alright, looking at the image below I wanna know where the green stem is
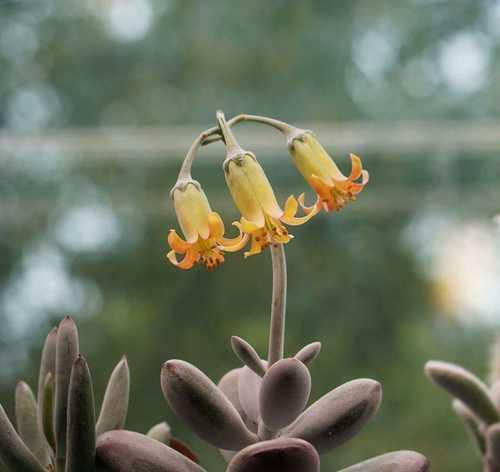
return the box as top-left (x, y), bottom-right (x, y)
top-left (176, 130), bottom-right (213, 181)
top-left (268, 244), bottom-right (287, 367)
top-left (258, 244), bottom-right (288, 441)
top-left (216, 111), bottom-right (246, 160)
top-left (203, 114), bottom-right (304, 146)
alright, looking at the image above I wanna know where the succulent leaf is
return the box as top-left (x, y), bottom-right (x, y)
top-left (161, 360), bottom-right (257, 450)
top-left (54, 316), bottom-right (80, 466)
top-left (230, 337), bottom-right (265, 377)
top-left (281, 378), bottom-right (382, 454)
top-left (218, 369), bottom-right (247, 421)
top-left (486, 423), bottom-right (500, 469)
top-left (226, 438), bottom-right (320, 472)
top-left (452, 399), bottom-right (485, 455)
top-left (425, 360), bottom-right (499, 425)
top-left (95, 430), bottom-right (206, 472)
top-left (147, 422), bottom-right (172, 444)
top-left (491, 381), bottom-right (500, 410)
top-left (238, 366), bottom-right (262, 429)
top-left (66, 355), bottom-right (96, 472)
top-left (41, 374), bottom-right (55, 452)
top-left (0, 404), bottom-right (46, 472)
top-left (294, 342), bottom-right (322, 366)
top-left (337, 451), bottom-right (429, 471)
top-left (15, 382), bottom-right (51, 468)
top-left (37, 327), bottom-right (57, 431)
top-left (259, 358), bottom-right (311, 430)
top-left (96, 356), bottom-right (130, 436)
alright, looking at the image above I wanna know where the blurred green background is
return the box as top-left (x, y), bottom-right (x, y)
top-left (1, 0), bottom-right (500, 470)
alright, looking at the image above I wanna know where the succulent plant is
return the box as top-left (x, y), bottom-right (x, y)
top-left (425, 341), bottom-right (500, 472)
top-left (0, 316), bottom-right (128, 471)
top-left (160, 111), bottom-right (430, 471)
top-left (0, 111), bottom-right (430, 471)
top-left (0, 317), bottom-right (200, 472)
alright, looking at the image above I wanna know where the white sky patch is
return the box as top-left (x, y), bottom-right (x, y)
top-left (106, 0), bottom-right (153, 42)
top-left (486, 0), bottom-right (500, 39)
top-left (6, 83), bottom-right (61, 131)
top-left (438, 31), bottom-right (491, 95)
top-left (0, 244), bottom-right (103, 375)
top-left (401, 55), bottom-right (439, 98)
top-left (2, 246), bottom-right (82, 335)
top-left (405, 212), bottom-right (500, 325)
top-left (54, 204), bottom-right (121, 253)
top-left (352, 22), bottom-right (400, 81)
top-left (0, 21), bottom-right (39, 65)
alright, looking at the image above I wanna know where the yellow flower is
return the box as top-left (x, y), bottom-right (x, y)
top-left (224, 153), bottom-right (317, 258)
top-left (167, 180), bottom-right (247, 270)
top-left (289, 131), bottom-right (369, 212)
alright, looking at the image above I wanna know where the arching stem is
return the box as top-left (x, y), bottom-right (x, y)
top-left (202, 114), bottom-right (303, 146)
top-left (175, 114), bottom-right (244, 182)
top-left (176, 130), bottom-right (213, 181)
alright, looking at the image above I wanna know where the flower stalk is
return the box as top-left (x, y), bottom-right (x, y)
top-left (268, 244), bottom-right (287, 368)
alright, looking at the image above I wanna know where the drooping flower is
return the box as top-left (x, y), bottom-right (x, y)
top-left (224, 152), bottom-right (317, 258)
top-left (167, 180), bottom-right (247, 270)
top-left (288, 131), bottom-right (369, 212)
top-left (215, 111), bottom-right (317, 258)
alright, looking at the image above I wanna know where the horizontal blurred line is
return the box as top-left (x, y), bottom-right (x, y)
top-left (1, 121), bottom-right (500, 160)
top-left (2, 187), bottom-right (499, 222)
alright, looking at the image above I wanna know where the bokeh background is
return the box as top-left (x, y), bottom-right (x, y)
top-left (1, 0), bottom-right (500, 470)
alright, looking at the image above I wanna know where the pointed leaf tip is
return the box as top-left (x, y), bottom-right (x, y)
top-left (96, 356), bottom-right (130, 436)
top-left (230, 337), bottom-right (265, 377)
top-left (37, 326), bottom-right (58, 432)
top-left (66, 354), bottom-right (96, 472)
top-left (54, 315), bottom-right (80, 464)
top-left (294, 342), bottom-right (322, 365)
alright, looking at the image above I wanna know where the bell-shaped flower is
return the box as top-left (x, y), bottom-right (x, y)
top-left (224, 153), bottom-right (317, 258)
top-left (289, 131), bottom-right (369, 212)
top-left (167, 180), bottom-right (247, 270)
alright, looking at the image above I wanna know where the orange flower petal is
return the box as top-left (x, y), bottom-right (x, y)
top-left (348, 153), bottom-right (363, 181)
top-left (244, 236), bottom-right (264, 258)
top-left (167, 230), bottom-right (192, 252)
top-left (309, 175), bottom-right (333, 201)
top-left (297, 192), bottom-right (319, 214)
top-left (166, 248), bottom-right (198, 270)
top-left (281, 195), bottom-right (319, 226)
top-left (219, 224), bottom-right (250, 253)
top-left (208, 212), bottom-right (225, 239)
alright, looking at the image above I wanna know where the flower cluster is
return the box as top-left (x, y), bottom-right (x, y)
top-left (166, 112), bottom-right (369, 270)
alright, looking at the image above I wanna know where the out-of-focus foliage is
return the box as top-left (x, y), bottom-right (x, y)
top-left (1, 1), bottom-right (500, 471)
